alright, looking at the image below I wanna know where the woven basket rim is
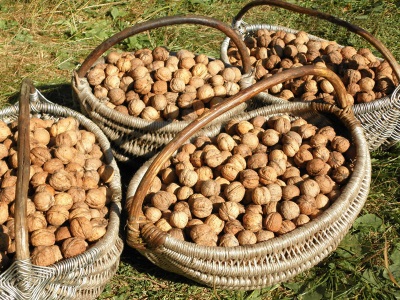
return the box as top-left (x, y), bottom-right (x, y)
top-left (0, 100), bottom-right (122, 278)
top-left (126, 101), bottom-right (370, 257)
top-left (72, 51), bottom-right (253, 133)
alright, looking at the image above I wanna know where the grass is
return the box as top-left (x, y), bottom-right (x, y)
top-left (0, 0), bottom-right (399, 299)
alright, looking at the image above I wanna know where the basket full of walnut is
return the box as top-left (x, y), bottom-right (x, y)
top-left (124, 65), bottom-right (371, 290)
top-left (220, 0), bottom-right (400, 151)
top-left (72, 15), bottom-right (254, 162)
top-left (0, 79), bottom-right (123, 300)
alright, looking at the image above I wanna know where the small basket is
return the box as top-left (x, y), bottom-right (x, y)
top-left (124, 65), bottom-right (371, 290)
top-left (0, 79), bottom-right (123, 300)
top-left (220, 0), bottom-right (400, 151)
top-left (73, 15), bottom-right (253, 162)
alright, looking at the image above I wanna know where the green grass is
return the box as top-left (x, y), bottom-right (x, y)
top-left (0, 0), bottom-right (400, 299)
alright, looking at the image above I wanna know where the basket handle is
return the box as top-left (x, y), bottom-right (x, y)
top-left (126, 64), bottom-right (348, 249)
top-left (15, 78), bottom-right (33, 261)
top-left (77, 15), bottom-right (252, 77)
top-left (232, 0), bottom-right (400, 82)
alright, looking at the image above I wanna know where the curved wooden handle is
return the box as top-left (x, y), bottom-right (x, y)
top-left (77, 15), bottom-right (252, 77)
top-left (127, 65), bottom-right (347, 249)
top-left (14, 78), bottom-right (33, 261)
top-left (233, 0), bottom-right (400, 82)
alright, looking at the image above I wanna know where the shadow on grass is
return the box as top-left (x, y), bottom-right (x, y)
top-left (6, 82), bottom-right (79, 111)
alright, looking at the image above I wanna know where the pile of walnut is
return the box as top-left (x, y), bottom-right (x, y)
top-left (143, 115), bottom-right (355, 247)
top-left (226, 29), bottom-right (397, 104)
top-left (86, 48), bottom-right (242, 121)
top-left (0, 117), bottom-right (114, 269)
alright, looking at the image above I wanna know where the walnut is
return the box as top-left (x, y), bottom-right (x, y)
top-left (33, 191), bottom-right (55, 212)
top-left (297, 124), bottom-right (317, 139)
top-left (173, 202), bottom-right (192, 220)
top-left (178, 169), bottom-right (198, 187)
top-left (240, 169), bottom-right (259, 189)
top-left (331, 136), bottom-right (350, 153)
top-left (281, 166), bottom-right (301, 181)
top-left (267, 183), bottom-right (283, 202)
top-left (144, 207), bottom-right (162, 223)
top-left (237, 230), bottom-right (257, 245)
top-left (293, 148), bottom-right (313, 168)
top-left (151, 191), bottom-right (176, 211)
top-left (189, 197), bottom-right (213, 218)
top-left (31, 245), bottom-right (63, 266)
top-left (200, 180), bottom-right (220, 197)
top-left (306, 158), bottom-right (330, 176)
top-left (242, 211), bottom-right (262, 232)
top-left (312, 146), bottom-right (330, 162)
top-left (220, 163), bottom-right (240, 182)
top-left (277, 220), bottom-right (296, 235)
top-left (233, 144), bottom-right (252, 158)
top-left (327, 151), bottom-right (345, 168)
top-left (216, 133), bottom-right (236, 152)
top-left (241, 132), bottom-right (259, 150)
top-left (236, 121), bottom-right (254, 135)
top-left (258, 166), bottom-right (278, 185)
top-left (218, 201), bottom-right (240, 221)
top-left (282, 185), bottom-right (300, 201)
top-left (263, 212), bottom-right (283, 232)
top-left (54, 226), bottom-right (72, 243)
top-left (294, 214), bottom-right (310, 226)
top-left (169, 211), bottom-right (189, 229)
top-left (218, 233), bottom-right (239, 247)
top-left (279, 201), bottom-right (300, 220)
top-left (27, 212), bottom-right (47, 232)
top-left (46, 205), bottom-right (69, 226)
top-left (204, 149), bottom-right (224, 168)
top-left (85, 188), bottom-right (107, 209)
top-left (251, 186), bottom-right (271, 205)
top-left (70, 217), bottom-right (93, 239)
top-left (176, 186), bottom-right (194, 201)
top-left (61, 237), bottom-right (88, 258)
top-left (299, 179), bottom-right (320, 197)
top-left (30, 146), bottom-right (52, 166)
top-left (67, 187), bottom-right (86, 204)
top-left (224, 181), bottom-right (245, 202)
top-left (314, 175), bottom-right (335, 194)
top-left (190, 224), bottom-right (218, 246)
top-left (247, 153), bottom-right (268, 169)
top-left (88, 217), bottom-right (108, 242)
top-left (30, 229), bottom-right (56, 247)
top-left (282, 142), bottom-right (300, 157)
top-left (255, 230), bottom-right (275, 242)
top-left (204, 214), bottom-right (225, 235)
top-left (155, 218), bottom-right (173, 232)
top-left (331, 166), bottom-right (350, 183)
top-left (297, 195), bottom-right (317, 215)
top-left (168, 228), bottom-right (186, 241)
top-left (141, 106), bottom-right (160, 120)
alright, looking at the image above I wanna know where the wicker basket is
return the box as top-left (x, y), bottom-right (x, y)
top-left (72, 15), bottom-right (254, 162)
top-left (124, 65), bottom-right (371, 290)
top-left (220, 0), bottom-right (400, 151)
top-left (0, 79), bottom-right (123, 300)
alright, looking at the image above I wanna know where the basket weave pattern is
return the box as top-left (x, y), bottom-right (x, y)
top-left (73, 15), bottom-right (253, 162)
top-left (0, 91), bottom-right (123, 300)
top-left (126, 100), bottom-right (371, 290)
top-left (220, 0), bottom-right (400, 151)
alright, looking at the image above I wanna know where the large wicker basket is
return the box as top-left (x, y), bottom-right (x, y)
top-left (124, 65), bottom-right (371, 290)
top-left (72, 15), bottom-right (253, 162)
top-left (0, 79), bottom-right (123, 300)
top-left (220, 0), bottom-right (400, 151)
